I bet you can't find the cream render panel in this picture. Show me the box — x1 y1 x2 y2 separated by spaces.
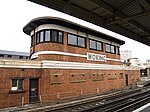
30 24 121 46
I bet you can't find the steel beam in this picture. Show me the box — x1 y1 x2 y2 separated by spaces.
27 0 150 46
108 11 150 25
137 0 150 10
89 0 150 35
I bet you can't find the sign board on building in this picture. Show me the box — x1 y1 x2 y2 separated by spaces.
11 87 17 91
87 53 106 62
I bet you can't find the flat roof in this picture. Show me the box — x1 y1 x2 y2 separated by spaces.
27 0 150 46
0 50 29 56
23 16 125 45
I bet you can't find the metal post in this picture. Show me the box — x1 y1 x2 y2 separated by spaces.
57 92 60 99
39 95 42 106
97 88 99 95
80 90 83 97
147 68 150 78
57 92 60 103
21 97 24 109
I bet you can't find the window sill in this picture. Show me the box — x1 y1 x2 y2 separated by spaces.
108 78 117 80
89 48 103 52
92 79 103 81
105 51 116 54
67 44 86 49
50 82 62 85
9 90 25 94
70 80 86 83
36 41 64 46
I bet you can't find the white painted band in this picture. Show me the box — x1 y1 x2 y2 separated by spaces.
0 59 140 70
31 51 86 59
31 51 121 62
133 103 150 112
31 24 120 46
41 60 139 70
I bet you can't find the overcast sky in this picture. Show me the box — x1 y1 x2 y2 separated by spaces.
0 0 149 62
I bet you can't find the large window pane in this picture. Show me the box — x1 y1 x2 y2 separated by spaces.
52 31 57 42
31 35 34 47
106 44 110 52
18 79 23 90
117 46 120 55
36 33 40 44
40 31 44 42
12 79 17 87
45 30 50 41
111 46 115 53
97 42 102 50
78 37 85 47
68 34 77 45
90 40 96 49
58 32 63 43
11 79 24 91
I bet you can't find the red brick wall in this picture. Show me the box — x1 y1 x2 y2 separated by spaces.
0 68 41 108
31 32 121 65
40 68 140 103
0 67 140 108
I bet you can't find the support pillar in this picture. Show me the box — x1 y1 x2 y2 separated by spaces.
147 68 150 78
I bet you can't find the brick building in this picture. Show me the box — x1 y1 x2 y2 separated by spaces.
0 50 29 59
0 17 140 108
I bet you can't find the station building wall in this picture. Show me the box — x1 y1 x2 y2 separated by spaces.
0 60 140 108
0 67 41 108
0 17 141 108
30 27 121 65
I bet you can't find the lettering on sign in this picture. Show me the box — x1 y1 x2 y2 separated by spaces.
87 53 106 62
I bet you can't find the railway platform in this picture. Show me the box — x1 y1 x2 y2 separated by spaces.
133 103 150 112
0 89 129 112
137 77 150 87
0 86 149 112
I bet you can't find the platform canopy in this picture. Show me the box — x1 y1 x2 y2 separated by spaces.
28 0 150 46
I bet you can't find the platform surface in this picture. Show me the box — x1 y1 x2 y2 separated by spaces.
133 103 150 112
